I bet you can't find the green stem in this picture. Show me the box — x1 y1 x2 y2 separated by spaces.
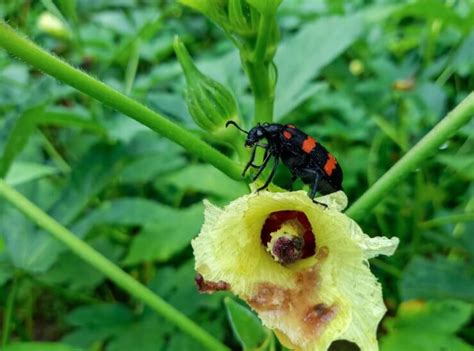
254 15 272 64
254 93 274 124
347 92 474 221
0 180 230 351
0 21 241 181
2 274 19 347
39 130 71 173
243 14 276 124
244 61 274 123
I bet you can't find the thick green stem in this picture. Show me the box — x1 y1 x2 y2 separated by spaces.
242 13 276 124
255 93 274 124
2 274 19 347
0 180 230 351
0 21 241 181
245 61 274 123
347 92 474 221
254 15 272 64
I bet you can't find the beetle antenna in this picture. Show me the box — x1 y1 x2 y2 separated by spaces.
226 120 248 134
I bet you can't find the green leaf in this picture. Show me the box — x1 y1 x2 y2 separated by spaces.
0 201 59 273
48 143 126 226
381 300 472 351
123 204 203 265
120 154 186 184
438 153 474 180
225 297 270 350
452 31 474 76
107 315 168 351
73 198 188 235
400 256 474 303
3 342 82 351
39 236 124 291
274 15 363 119
5 161 59 186
394 0 468 30
37 109 107 135
0 106 42 177
63 303 134 349
161 164 248 199
0 144 125 274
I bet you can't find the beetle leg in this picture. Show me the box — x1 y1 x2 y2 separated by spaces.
252 149 272 181
242 145 258 176
309 172 320 200
309 172 328 208
257 156 280 192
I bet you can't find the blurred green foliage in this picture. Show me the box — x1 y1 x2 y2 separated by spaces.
0 0 473 350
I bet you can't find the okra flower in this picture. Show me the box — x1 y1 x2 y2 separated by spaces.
192 191 399 351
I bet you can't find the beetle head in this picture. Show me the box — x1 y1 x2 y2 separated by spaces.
245 125 266 147
225 121 267 147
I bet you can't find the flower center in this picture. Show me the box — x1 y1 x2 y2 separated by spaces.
261 211 316 265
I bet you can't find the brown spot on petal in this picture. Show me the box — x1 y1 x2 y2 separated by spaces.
248 283 290 311
303 303 337 333
247 246 336 344
195 273 230 294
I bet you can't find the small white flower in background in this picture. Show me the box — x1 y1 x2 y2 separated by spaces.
37 12 70 39
192 191 399 351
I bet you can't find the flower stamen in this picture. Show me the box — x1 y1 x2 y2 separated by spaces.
261 210 316 264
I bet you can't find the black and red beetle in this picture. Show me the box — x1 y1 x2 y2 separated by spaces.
226 121 343 200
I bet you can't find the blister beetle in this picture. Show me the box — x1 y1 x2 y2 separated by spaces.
226 121 343 201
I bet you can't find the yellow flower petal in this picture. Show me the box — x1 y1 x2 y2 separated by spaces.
192 191 399 351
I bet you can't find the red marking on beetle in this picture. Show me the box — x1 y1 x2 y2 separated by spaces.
283 130 292 139
324 154 337 176
302 137 317 153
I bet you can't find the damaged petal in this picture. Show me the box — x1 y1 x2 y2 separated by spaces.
195 273 230 293
303 303 338 332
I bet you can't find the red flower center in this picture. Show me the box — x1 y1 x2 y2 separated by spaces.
261 210 316 262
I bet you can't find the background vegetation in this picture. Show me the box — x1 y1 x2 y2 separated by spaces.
0 0 473 350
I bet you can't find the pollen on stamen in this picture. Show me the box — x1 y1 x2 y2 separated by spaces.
261 210 316 265
270 234 304 265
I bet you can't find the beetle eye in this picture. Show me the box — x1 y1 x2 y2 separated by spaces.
256 130 263 137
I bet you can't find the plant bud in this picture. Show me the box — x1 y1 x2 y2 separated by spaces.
246 0 283 16
174 37 239 133
178 0 228 28
228 0 258 37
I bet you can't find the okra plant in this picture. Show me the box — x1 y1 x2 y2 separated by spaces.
0 1 473 350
